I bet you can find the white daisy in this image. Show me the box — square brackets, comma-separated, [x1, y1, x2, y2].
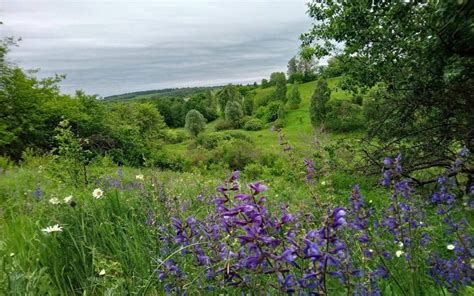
[42, 224, 63, 233]
[49, 197, 61, 205]
[447, 244, 455, 250]
[395, 250, 404, 257]
[136, 174, 144, 180]
[93, 188, 104, 199]
[64, 195, 73, 204]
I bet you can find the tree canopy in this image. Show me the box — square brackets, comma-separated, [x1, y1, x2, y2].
[302, 0, 474, 180]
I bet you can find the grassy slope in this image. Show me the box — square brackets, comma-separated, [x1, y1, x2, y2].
[166, 77, 353, 158]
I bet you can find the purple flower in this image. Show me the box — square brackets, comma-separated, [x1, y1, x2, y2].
[249, 182, 267, 194]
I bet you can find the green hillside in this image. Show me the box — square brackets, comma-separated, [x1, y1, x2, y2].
[165, 76, 353, 158]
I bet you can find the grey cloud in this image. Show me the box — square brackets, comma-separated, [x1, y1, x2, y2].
[1, 0, 311, 96]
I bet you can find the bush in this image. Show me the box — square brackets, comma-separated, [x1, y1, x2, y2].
[255, 101, 282, 123]
[163, 129, 188, 144]
[243, 118, 264, 131]
[195, 131, 251, 149]
[325, 100, 365, 132]
[214, 119, 234, 131]
[214, 139, 259, 170]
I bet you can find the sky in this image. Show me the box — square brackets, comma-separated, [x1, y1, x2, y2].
[1, 0, 312, 97]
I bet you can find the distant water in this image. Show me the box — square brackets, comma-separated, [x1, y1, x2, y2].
[1, 0, 311, 97]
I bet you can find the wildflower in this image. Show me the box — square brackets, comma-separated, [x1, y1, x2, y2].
[33, 184, 42, 199]
[446, 244, 455, 250]
[136, 174, 144, 180]
[395, 250, 404, 257]
[42, 224, 63, 233]
[49, 197, 60, 205]
[64, 195, 73, 204]
[321, 180, 326, 186]
[93, 188, 104, 199]
[99, 269, 106, 276]
[10, 253, 14, 257]
[398, 242, 404, 248]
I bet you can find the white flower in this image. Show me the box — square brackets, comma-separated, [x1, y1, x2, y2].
[42, 224, 63, 233]
[93, 188, 104, 199]
[395, 250, 404, 257]
[99, 269, 106, 276]
[398, 242, 404, 248]
[136, 174, 144, 180]
[368, 249, 374, 253]
[10, 253, 15, 257]
[64, 195, 73, 204]
[447, 244, 455, 250]
[369, 200, 373, 204]
[320, 181, 326, 186]
[49, 197, 60, 205]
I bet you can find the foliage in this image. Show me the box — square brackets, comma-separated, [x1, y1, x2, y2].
[195, 131, 251, 149]
[224, 100, 244, 128]
[309, 78, 331, 127]
[261, 78, 270, 89]
[243, 118, 264, 131]
[185, 109, 206, 137]
[242, 95, 254, 116]
[51, 120, 91, 187]
[302, 0, 474, 179]
[217, 84, 242, 114]
[288, 83, 302, 109]
[325, 100, 364, 133]
[255, 101, 283, 124]
[274, 76, 287, 103]
[269, 72, 286, 86]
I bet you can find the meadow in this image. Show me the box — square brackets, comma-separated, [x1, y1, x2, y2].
[1, 76, 472, 295]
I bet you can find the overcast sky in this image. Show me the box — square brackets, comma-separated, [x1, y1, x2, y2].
[1, 0, 311, 96]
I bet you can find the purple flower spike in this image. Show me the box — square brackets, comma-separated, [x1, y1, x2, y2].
[249, 182, 268, 194]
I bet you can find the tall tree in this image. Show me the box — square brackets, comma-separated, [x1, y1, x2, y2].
[185, 109, 206, 137]
[309, 78, 331, 127]
[287, 56, 298, 78]
[288, 83, 301, 109]
[302, 0, 474, 180]
[224, 100, 244, 128]
[274, 78, 287, 103]
[217, 84, 242, 115]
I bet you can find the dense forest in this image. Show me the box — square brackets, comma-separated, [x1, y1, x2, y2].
[0, 1, 473, 295]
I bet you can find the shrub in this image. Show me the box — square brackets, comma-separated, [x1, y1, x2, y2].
[214, 139, 259, 170]
[214, 119, 234, 131]
[243, 118, 264, 131]
[256, 101, 282, 123]
[185, 109, 206, 137]
[195, 131, 252, 149]
[325, 100, 364, 132]
[163, 129, 188, 144]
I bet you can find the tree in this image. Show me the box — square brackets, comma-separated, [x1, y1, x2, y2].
[261, 79, 270, 89]
[217, 84, 242, 115]
[287, 56, 298, 78]
[288, 83, 301, 109]
[269, 72, 286, 86]
[274, 78, 287, 103]
[302, 0, 474, 180]
[243, 95, 254, 116]
[224, 100, 244, 128]
[185, 109, 206, 137]
[309, 78, 331, 127]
